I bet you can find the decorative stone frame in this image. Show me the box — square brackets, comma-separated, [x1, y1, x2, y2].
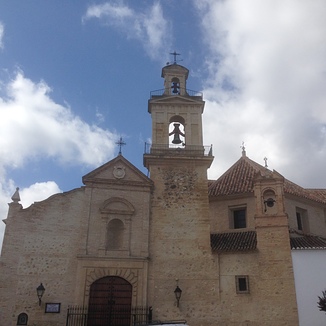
[235, 275, 250, 294]
[229, 204, 247, 229]
[99, 197, 135, 255]
[295, 206, 309, 233]
[100, 197, 135, 216]
[84, 268, 139, 306]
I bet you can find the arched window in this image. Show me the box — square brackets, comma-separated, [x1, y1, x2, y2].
[106, 219, 124, 250]
[17, 313, 28, 325]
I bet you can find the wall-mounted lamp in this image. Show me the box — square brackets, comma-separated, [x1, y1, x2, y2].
[264, 198, 276, 212]
[36, 283, 45, 306]
[174, 283, 182, 308]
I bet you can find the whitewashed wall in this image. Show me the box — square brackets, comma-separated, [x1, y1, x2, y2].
[292, 250, 326, 326]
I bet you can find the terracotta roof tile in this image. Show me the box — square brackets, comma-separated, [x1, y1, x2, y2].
[208, 156, 326, 205]
[310, 189, 326, 201]
[290, 230, 326, 249]
[211, 231, 257, 252]
[208, 157, 270, 197]
[211, 230, 326, 252]
[285, 181, 326, 204]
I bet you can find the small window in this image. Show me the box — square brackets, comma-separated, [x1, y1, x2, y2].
[236, 275, 249, 294]
[233, 208, 246, 229]
[296, 212, 303, 231]
[296, 208, 309, 233]
[17, 313, 28, 325]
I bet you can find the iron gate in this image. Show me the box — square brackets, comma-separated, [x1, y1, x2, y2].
[66, 305, 152, 326]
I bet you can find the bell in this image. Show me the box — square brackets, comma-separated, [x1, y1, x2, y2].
[171, 82, 179, 94]
[172, 133, 182, 144]
[169, 123, 185, 144]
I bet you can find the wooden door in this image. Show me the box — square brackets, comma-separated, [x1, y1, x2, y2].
[88, 276, 132, 326]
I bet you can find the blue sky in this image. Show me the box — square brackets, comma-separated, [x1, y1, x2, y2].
[0, 1, 326, 247]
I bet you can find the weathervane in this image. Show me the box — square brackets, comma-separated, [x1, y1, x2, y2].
[116, 137, 126, 155]
[167, 51, 182, 65]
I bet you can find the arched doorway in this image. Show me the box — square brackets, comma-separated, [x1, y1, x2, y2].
[88, 276, 132, 326]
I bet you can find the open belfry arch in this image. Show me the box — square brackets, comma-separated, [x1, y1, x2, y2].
[148, 63, 205, 150]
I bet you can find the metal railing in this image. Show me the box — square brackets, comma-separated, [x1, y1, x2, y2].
[138, 320, 187, 326]
[66, 305, 152, 326]
[144, 143, 213, 157]
[150, 88, 203, 98]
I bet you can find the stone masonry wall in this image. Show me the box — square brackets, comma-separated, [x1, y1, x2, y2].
[0, 188, 87, 326]
[148, 161, 220, 326]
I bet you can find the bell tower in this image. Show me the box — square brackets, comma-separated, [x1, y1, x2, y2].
[144, 62, 218, 324]
[148, 63, 205, 148]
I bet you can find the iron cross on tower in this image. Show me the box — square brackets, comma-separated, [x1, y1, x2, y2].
[170, 51, 181, 64]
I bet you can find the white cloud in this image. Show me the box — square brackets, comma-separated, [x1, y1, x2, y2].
[0, 72, 117, 169]
[95, 109, 105, 124]
[142, 3, 170, 57]
[195, 0, 326, 187]
[83, 2, 133, 21]
[19, 181, 62, 209]
[0, 22, 4, 49]
[83, 1, 171, 61]
[0, 71, 119, 250]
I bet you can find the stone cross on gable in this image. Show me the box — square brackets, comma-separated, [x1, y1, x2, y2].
[116, 137, 126, 155]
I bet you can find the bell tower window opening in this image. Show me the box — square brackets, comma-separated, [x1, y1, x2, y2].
[169, 116, 185, 146]
[171, 77, 180, 95]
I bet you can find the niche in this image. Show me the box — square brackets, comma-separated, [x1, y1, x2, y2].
[106, 219, 125, 250]
[263, 189, 276, 214]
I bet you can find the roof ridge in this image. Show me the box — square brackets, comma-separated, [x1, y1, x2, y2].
[306, 188, 326, 191]
[208, 156, 270, 197]
[214, 156, 246, 181]
[284, 179, 326, 205]
[208, 155, 326, 204]
[216, 155, 271, 182]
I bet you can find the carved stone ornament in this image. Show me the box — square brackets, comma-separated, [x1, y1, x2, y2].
[113, 166, 126, 179]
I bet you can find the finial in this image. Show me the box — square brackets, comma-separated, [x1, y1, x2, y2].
[116, 137, 126, 155]
[264, 157, 268, 168]
[240, 141, 246, 157]
[11, 187, 20, 203]
[169, 51, 182, 65]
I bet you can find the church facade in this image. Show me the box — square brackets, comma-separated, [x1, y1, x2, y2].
[1, 63, 326, 326]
